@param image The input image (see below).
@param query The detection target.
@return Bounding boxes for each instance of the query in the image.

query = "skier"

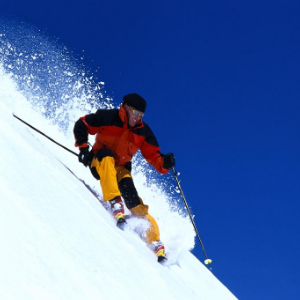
[73,93,175,262]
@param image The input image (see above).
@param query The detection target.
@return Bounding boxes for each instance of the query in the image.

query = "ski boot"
[151,241,167,263]
[110,196,126,230]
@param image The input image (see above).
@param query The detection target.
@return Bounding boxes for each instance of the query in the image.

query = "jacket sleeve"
[73,110,105,148]
[140,125,169,174]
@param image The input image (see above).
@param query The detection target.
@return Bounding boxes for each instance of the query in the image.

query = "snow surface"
[0,36,237,300]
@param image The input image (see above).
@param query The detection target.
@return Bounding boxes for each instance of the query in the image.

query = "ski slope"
[0,39,237,300]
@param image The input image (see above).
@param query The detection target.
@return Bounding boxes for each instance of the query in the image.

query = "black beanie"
[123,93,147,113]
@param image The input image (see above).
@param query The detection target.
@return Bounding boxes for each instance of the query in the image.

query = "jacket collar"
[119,104,144,130]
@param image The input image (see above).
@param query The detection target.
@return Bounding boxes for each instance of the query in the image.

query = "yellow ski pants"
[90,153,160,244]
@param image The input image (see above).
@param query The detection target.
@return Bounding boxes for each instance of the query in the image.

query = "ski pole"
[172,167,212,269]
[13,114,79,157]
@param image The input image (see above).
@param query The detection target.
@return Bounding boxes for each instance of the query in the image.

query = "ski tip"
[157,255,168,264]
[116,218,127,230]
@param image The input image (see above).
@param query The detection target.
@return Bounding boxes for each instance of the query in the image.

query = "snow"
[0,53,237,300]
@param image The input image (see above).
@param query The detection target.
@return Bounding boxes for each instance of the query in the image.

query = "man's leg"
[90,149,125,223]
[116,165,166,259]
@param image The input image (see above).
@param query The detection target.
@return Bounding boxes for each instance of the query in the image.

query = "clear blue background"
[1,1,300,299]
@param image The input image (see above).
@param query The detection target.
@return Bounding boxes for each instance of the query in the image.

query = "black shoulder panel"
[85,109,123,128]
[133,122,159,147]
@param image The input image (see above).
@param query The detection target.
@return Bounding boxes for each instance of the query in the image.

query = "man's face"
[124,104,144,127]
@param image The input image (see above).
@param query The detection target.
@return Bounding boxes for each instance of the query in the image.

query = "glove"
[78,147,92,167]
[163,153,175,170]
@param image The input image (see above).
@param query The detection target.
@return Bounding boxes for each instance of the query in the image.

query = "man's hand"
[78,147,92,167]
[163,153,175,170]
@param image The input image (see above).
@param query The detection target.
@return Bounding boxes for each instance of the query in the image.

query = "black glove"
[78,147,93,167]
[163,153,175,170]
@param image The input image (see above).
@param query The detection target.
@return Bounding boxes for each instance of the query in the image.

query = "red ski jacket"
[74,104,169,174]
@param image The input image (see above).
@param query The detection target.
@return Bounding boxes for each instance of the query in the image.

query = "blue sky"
[1,1,300,299]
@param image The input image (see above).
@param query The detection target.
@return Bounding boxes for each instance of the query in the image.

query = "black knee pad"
[95,148,114,162]
[90,167,100,180]
[118,177,141,209]
[89,148,114,180]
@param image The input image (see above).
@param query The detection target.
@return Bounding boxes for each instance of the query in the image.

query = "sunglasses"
[128,106,144,117]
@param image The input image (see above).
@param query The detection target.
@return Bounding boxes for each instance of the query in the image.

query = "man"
[73,93,175,262]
